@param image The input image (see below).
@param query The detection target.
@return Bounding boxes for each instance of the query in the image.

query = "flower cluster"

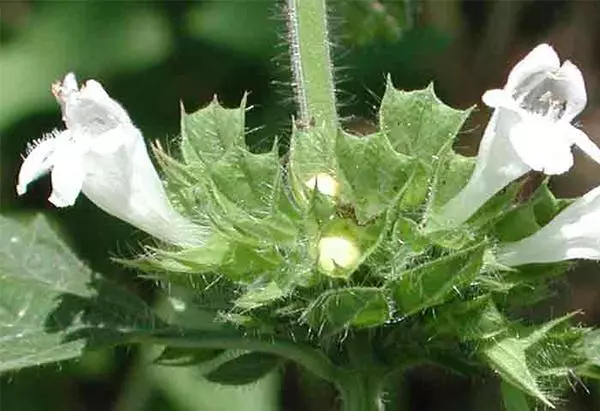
[440,44,600,267]
[13,44,600,408]
[16,44,600,269]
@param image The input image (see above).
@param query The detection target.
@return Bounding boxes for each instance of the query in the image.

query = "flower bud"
[304,173,339,197]
[318,235,361,275]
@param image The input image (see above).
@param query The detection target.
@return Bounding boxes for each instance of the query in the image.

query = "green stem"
[286,0,337,134]
[141,331,391,411]
[136,331,341,384]
[337,372,385,411]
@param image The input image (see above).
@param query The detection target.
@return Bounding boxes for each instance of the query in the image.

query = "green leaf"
[155,347,224,367]
[150,352,280,411]
[483,314,576,408]
[0,214,161,372]
[501,381,531,411]
[430,296,506,341]
[203,351,281,385]
[304,287,389,330]
[128,235,282,283]
[147,235,233,273]
[389,242,485,315]
[289,125,337,204]
[429,153,476,210]
[379,79,471,160]
[235,282,287,310]
[152,145,208,215]
[208,146,299,243]
[484,339,553,408]
[494,183,562,242]
[181,95,247,166]
[397,159,430,210]
[336,131,412,222]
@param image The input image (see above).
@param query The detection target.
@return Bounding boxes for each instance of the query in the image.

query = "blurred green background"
[1,1,600,410]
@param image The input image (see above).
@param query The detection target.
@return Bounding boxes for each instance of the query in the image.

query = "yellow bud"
[304,173,339,197]
[318,235,361,274]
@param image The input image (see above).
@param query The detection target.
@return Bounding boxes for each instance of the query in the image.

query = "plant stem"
[286,0,337,134]
[337,372,385,411]
[141,331,391,411]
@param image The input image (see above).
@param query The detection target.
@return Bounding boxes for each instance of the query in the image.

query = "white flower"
[17,73,207,247]
[497,185,600,266]
[441,44,600,225]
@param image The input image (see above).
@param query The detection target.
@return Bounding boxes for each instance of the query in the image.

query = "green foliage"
[501,381,531,411]
[380,79,471,162]
[336,131,412,222]
[304,287,389,332]
[389,243,485,316]
[0,215,160,372]
[483,314,580,408]
[289,124,338,204]
[203,351,281,385]
[113,83,600,402]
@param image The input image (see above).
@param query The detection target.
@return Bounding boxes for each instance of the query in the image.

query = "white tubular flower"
[497,185,600,266]
[17,73,206,247]
[441,44,600,225]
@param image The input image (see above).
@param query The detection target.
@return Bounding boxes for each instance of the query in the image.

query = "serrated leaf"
[397,159,430,210]
[430,296,506,341]
[380,78,471,160]
[235,282,287,310]
[0,214,161,372]
[484,339,553,408]
[208,147,299,243]
[203,351,280,385]
[152,144,209,215]
[289,125,337,204]
[389,242,485,315]
[501,381,531,411]
[483,314,576,408]
[130,235,282,283]
[430,153,476,210]
[304,287,389,331]
[181,95,247,166]
[336,131,412,222]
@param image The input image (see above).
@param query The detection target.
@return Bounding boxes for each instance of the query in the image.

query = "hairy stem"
[286,0,337,134]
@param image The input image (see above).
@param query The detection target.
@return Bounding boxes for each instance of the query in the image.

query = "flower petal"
[482,89,520,110]
[498,184,600,265]
[440,108,530,225]
[556,60,587,122]
[508,117,573,175]
[48,142,84,207]
[82,127,207,247]
[569,126,600,165]
[79,79,131,124]
[58,76,131,134]
[505,44,560,93]
[16,132,60,196]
